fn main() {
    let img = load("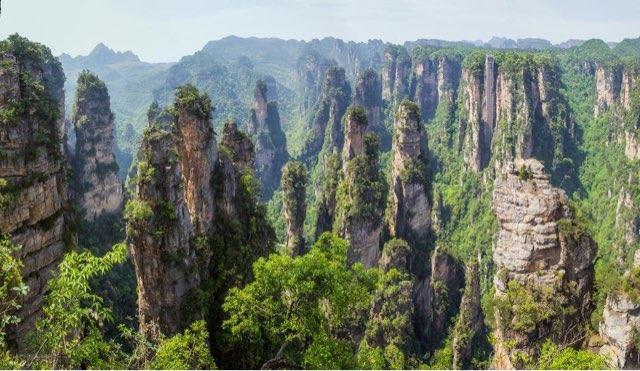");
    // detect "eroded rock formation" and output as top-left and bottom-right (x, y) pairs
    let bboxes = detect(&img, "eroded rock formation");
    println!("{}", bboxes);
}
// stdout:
(0, 35), (68, 338)
(452, 260), (484, 369)
(221, 119), (255, 171)
(354, 69), (389, 149)
(382, 45), (411, 103)
(386, 101), (431, 251)
(281, 161), (307, 256)
(599, 250), (640, 369)
(72, 71), (123, 220)
(491, 159), (596, 368)
(412, 50), (462, 122)
(247, 80), (288, 199)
